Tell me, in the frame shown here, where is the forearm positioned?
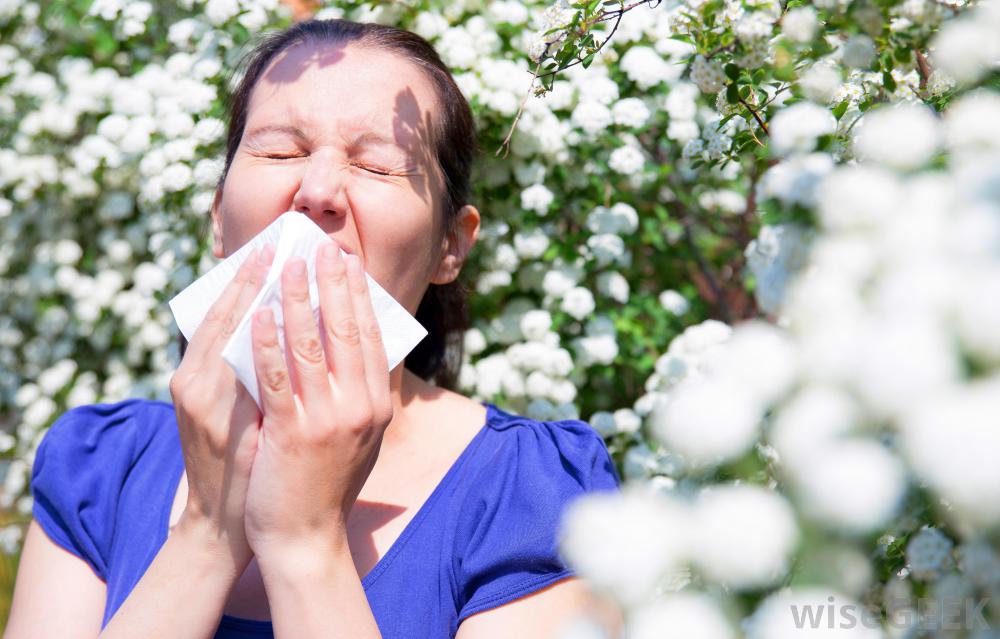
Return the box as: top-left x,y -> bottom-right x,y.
257,536 -> 381,639
98,517 -> 250,639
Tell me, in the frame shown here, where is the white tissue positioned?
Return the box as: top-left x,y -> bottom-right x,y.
168,211 -> 428,409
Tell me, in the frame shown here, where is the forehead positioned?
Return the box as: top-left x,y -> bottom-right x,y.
245,40 -> 440,148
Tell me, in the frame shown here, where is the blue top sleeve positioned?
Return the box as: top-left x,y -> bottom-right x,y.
454,417 -> 620,623
29,401 -> 143,582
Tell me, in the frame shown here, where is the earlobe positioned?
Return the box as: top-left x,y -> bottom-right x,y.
430,204 -> 480,285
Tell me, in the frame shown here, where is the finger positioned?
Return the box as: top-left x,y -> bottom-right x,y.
280,256 -> 332,415
316,241 -> 368,406
251,306 -> 296,427
209,244 -> 275,358
184,247 -> 261,367
344,253 -> 392,424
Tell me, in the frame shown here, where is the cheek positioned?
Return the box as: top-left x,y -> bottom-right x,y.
219,161 -> 299,253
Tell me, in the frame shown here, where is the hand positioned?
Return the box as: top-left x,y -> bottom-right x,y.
244,241 -> 394,562
169,245 -> 275,568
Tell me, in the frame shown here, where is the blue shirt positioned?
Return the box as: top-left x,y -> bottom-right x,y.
30,398 -> 621,637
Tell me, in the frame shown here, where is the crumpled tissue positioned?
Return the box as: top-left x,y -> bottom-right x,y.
168,211 -> 428,409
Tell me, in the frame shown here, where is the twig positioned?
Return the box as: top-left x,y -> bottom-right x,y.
496,60 -> 544,158
914,49 -> 932,90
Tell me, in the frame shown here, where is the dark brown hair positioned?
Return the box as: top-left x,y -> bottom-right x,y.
180,18 -> 478,390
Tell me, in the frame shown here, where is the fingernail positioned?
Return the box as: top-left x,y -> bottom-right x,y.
288,258 -> 306,279
258,244 -> 274,265
256,308 -> 274,326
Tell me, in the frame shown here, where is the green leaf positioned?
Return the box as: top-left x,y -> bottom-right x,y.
832,99 -> 849,120
726,82 -> 740,104
581,52 -> 595,68
883,70 -> 897,93
724,63 -> 740,81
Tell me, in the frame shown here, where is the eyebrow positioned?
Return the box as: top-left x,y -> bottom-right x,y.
245,124 -> 399,149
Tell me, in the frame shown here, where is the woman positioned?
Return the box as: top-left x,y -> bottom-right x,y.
6,19 -> 622,639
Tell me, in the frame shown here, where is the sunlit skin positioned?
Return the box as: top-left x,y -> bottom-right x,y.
211,39 -> 481,443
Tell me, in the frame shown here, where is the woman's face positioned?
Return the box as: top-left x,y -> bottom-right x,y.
211,40 -> 478,315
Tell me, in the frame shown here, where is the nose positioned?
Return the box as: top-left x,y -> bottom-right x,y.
290,150 -> 350,221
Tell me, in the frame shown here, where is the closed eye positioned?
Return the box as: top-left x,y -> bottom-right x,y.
350,161 -> 394,176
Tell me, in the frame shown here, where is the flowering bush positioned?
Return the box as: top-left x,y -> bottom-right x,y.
2,0 -> 999,636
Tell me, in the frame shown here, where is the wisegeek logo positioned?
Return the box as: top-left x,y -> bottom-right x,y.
788,595 -> 990,631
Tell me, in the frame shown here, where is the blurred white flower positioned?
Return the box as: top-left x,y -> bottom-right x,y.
561,286 -> 596,320
628,593 -> 734,639
520,183 -> 554,215
841,34 -> 876,68
852,102 -> 942,170
559,487 -> 691,606
769,102 -> 837,156
782,7 -> 818,43
692,484 -> 799,589
906,527 -> 954,582
794,439 -> 906,534
659,289 -> 689,315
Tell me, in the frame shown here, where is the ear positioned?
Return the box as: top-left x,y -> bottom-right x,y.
430,204 -> 480,285
210,187 -> 225,259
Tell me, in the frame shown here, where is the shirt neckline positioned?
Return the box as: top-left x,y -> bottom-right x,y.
158,400 -> 498,630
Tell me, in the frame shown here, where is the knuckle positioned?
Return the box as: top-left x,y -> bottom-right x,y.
362,318 -> 382,343
292,335 -> 326,365
220,315 -> 239,338
332,317 -> 361,346
261,367 -> 290,394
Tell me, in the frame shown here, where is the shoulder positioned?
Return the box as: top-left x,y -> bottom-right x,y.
34,398 -> 174,465
30,397 -> 176,581
480,403 -> 622,491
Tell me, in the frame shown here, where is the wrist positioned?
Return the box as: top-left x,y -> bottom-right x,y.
254,529 -> 353,585
174,511 -> 254,578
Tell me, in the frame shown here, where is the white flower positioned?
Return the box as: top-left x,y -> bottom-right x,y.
560,286 -> 596,320
586,203 -> 638,235
649,375 -> 763,469
570,100 -> 613,136
597,271 -> 629,304
906,527 -> 954,582
161,163 -> 193,192
560,488 -> 691,606
37,359 -> 77,395
769,101 -> 837,156
628,593 -> 734,639
608,145 -> 645,175
841,34 -> 876,69
611,97 -> 651,128
133,262 -> 168,294
929,17 -> 1000,85
794,439 -> 906,534
690,55 -> 726,94
585,233 -> 627,267
900,375 -> 1000,529
519,310 -> 552,342
799,61 -> 842,103
520,183 -> 554,215
205,0 -> 240,25
574,334 -> 619,367
513,228 -> 550,259
744,224 -> 813,315
463,327 -> 487,355
782,7 -> 818,43
619,46 -> 678,89
852,102 -> 942,170
815,165 -> 903,231
944,89 -> 1000,156
542,263 -> 583,297
659,290 -> 689,315
758,153 -> 835,208
692,484 -> 799,589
